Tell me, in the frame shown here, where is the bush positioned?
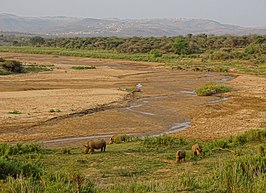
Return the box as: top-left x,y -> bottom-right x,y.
2,60 -> 24,73
49,109 -> 61,113
196,83 -> 231,96
71,66 -> 96,70
173,37 -> 189,55
150,49 -> 162,58
8,110 -> 22,114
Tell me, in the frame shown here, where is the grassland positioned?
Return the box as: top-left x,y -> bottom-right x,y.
0,129 -> 265,193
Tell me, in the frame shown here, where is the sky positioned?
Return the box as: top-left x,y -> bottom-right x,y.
1,0 -> 266,27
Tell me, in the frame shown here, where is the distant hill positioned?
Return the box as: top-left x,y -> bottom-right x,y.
0,13 -> 266,37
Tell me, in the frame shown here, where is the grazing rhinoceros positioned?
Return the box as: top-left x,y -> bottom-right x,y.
84,139 -> 106,154
176,150 -> 186,163
192,144 -> 203,156
109,135 -> 126,144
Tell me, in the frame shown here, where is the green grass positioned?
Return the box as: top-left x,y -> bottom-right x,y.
23,64 -> 54,73
8,110 -> 22,115
0,129 -> 265,192
0,46 -> 164,62
196,83 -> 232,96
71,66 -> 96,70
49,109 -> 61,113
0,70 -> 13,75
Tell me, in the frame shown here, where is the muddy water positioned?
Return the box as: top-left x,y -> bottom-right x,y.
43,96 -> 192,145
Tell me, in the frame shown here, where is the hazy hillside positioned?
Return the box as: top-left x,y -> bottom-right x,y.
0,13 -> 266,37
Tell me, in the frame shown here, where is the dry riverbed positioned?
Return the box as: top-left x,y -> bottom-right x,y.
0,52 -> 265,146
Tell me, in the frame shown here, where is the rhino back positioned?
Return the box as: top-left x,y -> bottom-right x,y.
91,140 -> 106,149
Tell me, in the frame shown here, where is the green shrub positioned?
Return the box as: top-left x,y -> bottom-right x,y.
173,37 -> 189,55
71,66 -> 96,70
8,110 -> 22,114
49,109 -> 61,113
150,49 -> 162,58
196,83 -> 231,96
2,60 -> 24,73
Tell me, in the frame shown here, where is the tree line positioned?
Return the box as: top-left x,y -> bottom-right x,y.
1,34 -> 266,57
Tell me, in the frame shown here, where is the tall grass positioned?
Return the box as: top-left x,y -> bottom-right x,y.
2,172 -> 97,193
0,158 -> 41,180
214,156 -> 266,193
143,135 -> 187,148
0,143 -> 42,157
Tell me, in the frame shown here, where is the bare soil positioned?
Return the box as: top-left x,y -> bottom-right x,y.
0,52 -> 265,145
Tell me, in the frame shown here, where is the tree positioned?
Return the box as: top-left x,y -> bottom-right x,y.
30,36 -> 45,46
172,37 -> 189,55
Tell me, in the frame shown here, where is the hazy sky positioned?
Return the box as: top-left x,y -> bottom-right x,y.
1,0 -> 266,27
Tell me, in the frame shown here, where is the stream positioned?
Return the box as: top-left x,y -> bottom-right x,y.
42,74 -> 233,146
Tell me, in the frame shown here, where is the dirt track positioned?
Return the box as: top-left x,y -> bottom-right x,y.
0,52 -> 265,145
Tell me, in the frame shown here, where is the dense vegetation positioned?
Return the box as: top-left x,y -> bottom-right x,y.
0,129 -> 265,193
1,34 -> 266,75
1,34 -> 265,56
